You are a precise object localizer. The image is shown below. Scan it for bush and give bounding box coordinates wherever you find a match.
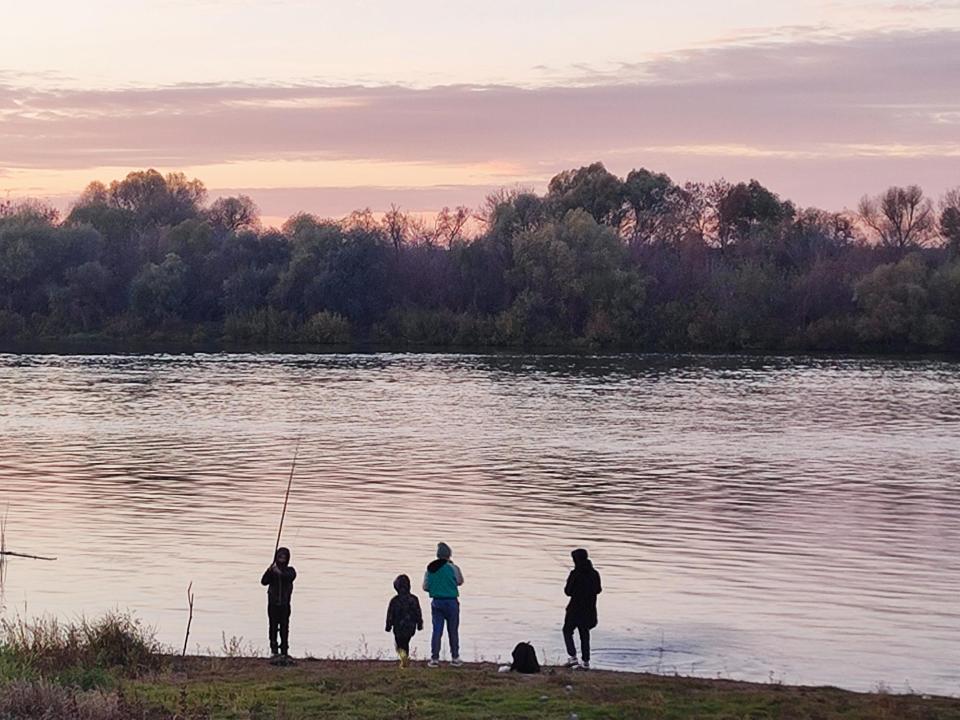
[302,311,351,344]
[222,308,299,343]
[0,613,165,681]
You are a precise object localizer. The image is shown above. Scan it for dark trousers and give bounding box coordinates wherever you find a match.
[562,617,591,662]
[268,603,291,655]
[394,629,414,654]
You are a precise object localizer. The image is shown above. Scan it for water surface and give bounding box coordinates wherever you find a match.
[0,353,958,694]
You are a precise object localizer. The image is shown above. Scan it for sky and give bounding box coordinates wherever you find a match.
[1,0,959,223]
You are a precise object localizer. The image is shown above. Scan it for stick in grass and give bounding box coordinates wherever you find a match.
[1,508,57,562]
[182,582,195,657]
[0,551,57,561]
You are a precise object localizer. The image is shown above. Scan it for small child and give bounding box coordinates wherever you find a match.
[385,574,423,668]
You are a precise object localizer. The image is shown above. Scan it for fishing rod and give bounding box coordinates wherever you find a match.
[274,433,302,554]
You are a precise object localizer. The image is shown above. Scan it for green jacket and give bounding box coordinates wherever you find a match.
[423,559,464,599]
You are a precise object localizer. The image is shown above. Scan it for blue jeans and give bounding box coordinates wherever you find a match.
[430,597,460,660]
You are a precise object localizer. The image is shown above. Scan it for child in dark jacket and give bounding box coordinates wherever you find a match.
[261,546,297,659]
[386,574,423,668]
[562,548,602,670]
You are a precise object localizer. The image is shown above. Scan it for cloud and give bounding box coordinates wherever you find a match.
[883,0,960,12]
[1,28,958,210]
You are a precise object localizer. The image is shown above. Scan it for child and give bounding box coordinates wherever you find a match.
[562,548,602,670]
[261,546,297,659]
[385,574,423,668]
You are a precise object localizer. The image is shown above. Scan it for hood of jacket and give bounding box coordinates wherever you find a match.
[571,548,592,570]
[393,574,411,594]
[427,557,449,573]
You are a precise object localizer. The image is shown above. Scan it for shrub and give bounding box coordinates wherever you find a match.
[0,612,165,681]
[302,311,351,344]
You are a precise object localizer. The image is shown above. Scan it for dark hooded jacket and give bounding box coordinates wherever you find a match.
[386,574,423,636]
[564,549,602,628]
[261,547,297,606]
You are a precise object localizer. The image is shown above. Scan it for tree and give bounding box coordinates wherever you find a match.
[506,210,644,343]
[482,188,545,241]
[853,255,947,348]
[207,195,260,233]
[342,208,379,234]
[712,179,794,251]
[622,168,677,246]
[940,188,960,258]
[382,205,410,254]
[0,199,59,225]
[47,261,112,331]
[107,170,206,228]
[129,253,189,323]
[546,162,626,228]
[858,185,936,252]
[433,206,471,248]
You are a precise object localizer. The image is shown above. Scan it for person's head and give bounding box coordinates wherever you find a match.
[436,542,452,560]
[275,547,291,567]
[393,574,411,594]
[571,548,590,568]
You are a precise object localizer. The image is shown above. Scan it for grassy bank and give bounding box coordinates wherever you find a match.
[134,657,960,720]
[1,615,958,719]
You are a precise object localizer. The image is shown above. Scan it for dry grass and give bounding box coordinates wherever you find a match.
[0,612,165,682]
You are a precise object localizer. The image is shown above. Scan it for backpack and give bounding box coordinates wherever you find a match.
[510,642,541,674]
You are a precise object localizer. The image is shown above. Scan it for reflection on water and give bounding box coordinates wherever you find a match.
[0,353,958,693]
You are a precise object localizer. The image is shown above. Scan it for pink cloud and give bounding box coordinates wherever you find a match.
[1,28,958,212]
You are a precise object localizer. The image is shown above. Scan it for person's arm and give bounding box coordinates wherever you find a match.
[283,567,297,583]
[261,567,274,586]
[422,571,430,593]
[385,598,395,632]
[452,563,464,586]
[594,570,602,595]
[564,571,575,597]
[414,597,423,631]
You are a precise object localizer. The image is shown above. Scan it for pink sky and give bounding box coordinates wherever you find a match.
[1,2,959,221]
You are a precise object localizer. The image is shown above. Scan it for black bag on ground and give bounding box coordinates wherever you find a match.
[510,642,541,674]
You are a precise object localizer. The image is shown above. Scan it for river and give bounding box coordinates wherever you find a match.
[0,352,957,694]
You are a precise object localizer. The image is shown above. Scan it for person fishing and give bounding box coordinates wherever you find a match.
[261,434,300,661]
[385,573,423,668]
[562,547,602,670]
[261,546,297,659]
[423,542,464,667]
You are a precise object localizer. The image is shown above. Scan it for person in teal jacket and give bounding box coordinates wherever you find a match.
[422,542,464,667]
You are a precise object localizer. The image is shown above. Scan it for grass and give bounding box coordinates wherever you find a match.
[0,612,164,688]
[1,615,960,719]
[125,657,960,720]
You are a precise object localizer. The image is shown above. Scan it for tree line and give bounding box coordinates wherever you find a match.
[1,164,959,352]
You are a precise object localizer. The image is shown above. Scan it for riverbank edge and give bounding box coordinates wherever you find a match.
[3,336,960,361]
[119,654,960,719]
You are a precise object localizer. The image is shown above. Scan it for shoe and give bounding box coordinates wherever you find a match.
[575,660,590,671]
[398,650,409,669]
[451,657,463,667]
[427,658,439,668]
[564,656,579,668]
[269,653,280,661]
